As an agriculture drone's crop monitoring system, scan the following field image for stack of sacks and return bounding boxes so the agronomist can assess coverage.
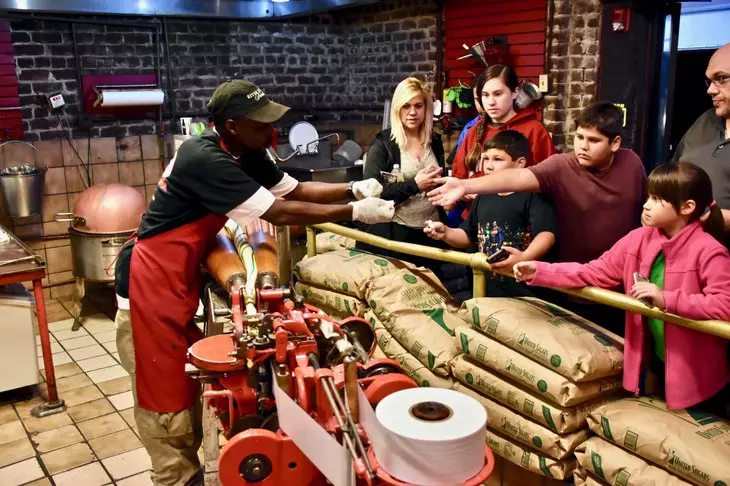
[585,396,730,485]
[573,436,691,485]
[293,249,413,319]
[452,297,625,481]
[315,231,356,254]
[366,267,464,388]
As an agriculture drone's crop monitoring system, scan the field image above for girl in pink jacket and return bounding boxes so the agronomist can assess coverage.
[514,162,730,415]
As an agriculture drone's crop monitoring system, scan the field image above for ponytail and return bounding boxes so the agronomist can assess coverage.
[465,117,487,172]
[703,203,725,244]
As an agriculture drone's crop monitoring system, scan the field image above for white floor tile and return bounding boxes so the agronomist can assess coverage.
[52,328,89,341]
[112,352,121,363]
[0,457,45,486]
[108,391,134,411]
[38,352,73,370]
[49,319,74,332]
[68,345,107,361]
[60,335,97,351]
[94,330,117,344]
[37,342,64,356]
[116,470,153,486]
[76,355,117,373]
[102,341,118,354]
[36,335,57,345]
[52,461,111,486]
[102,447,151,480]
[87,365,128,384]
[81,318,116,334]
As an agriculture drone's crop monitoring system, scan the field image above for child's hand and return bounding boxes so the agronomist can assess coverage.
[423,220,446,240]
[513,261,537,282]
[630,282,666,310]
[490,246,523,270]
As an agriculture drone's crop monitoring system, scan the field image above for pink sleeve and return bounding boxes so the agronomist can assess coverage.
[528,233,631,289]
[664,249,730,320]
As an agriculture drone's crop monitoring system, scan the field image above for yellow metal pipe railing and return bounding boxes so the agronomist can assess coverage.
[307,223,730,341]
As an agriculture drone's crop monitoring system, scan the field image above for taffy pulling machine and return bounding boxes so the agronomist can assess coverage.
[187,220,493,486]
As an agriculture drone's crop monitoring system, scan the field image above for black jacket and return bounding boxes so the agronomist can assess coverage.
[364,129,446,205]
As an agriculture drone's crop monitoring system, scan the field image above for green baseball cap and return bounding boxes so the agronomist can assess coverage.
[207,79,290,124]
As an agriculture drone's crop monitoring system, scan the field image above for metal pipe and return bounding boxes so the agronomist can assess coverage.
[310,223,730,341]
[313,223,490,271]
[162,18,176,135]
[472,270,486,298]
[2,13,160,29]
[277,225,292,287]
[306,227,317,258]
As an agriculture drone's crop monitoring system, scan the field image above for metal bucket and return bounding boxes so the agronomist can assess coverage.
[515,82,542,110]
[0,141,45,218]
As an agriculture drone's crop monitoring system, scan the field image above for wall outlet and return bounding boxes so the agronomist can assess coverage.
[538,74,549,93]
[48,93,65,110]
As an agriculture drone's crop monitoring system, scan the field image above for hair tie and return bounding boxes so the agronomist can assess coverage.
[710,200,718,208]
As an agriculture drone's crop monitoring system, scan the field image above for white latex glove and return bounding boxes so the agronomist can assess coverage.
[349,197,395,224]
[351,178,383,199]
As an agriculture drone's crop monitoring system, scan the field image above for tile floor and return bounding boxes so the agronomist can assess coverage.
[0,296,155,486]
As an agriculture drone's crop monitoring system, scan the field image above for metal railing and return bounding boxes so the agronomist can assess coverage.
[306,223,730,341]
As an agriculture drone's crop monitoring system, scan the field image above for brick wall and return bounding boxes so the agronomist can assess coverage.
[542,0,603,151]
[9,0,437,140]
[0,135,164,299]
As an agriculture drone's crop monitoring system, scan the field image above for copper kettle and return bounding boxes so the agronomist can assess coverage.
[56,183,148,234]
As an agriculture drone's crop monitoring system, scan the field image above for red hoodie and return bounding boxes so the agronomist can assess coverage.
[452,105,556,180]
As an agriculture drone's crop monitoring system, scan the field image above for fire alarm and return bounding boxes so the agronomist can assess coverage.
[612,8,631,32]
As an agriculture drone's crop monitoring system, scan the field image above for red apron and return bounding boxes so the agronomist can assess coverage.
[129,213,227,412]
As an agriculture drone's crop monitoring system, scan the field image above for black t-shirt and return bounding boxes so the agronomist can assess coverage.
[460,192,557,297]
[115,129,298,300]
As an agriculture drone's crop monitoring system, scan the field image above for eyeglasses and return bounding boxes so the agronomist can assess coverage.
[705,75,730,89]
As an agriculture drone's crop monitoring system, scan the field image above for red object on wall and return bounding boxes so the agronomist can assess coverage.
[443,0,548,89]
[611,8,631,32]
[0,22,23,140]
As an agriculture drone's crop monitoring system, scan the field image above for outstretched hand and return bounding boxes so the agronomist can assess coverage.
[513,261,537,282]
[427,177,466,207]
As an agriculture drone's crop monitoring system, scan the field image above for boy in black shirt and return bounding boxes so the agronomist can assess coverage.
[424,130,557,296]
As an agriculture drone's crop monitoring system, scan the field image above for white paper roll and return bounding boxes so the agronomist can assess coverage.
[100,89,165,107]
[373,388,486,486]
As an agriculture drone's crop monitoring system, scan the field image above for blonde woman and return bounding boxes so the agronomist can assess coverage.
[357,77,446,271]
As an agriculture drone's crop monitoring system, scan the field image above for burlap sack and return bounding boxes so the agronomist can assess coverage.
[451,355,616,433]
[366,310,453,389]
[575,436,691,486]
[315,231,357,254]
[462,297,623,382]
[574,468,609,486]
[294,249,413,299]
[295,282,366,317]
[486,429,576,480]
[456,326,622,406]
[366,269,463,378]
[371,342,388,360]
[366,267,456,321]
[453,383,590,460]
[588,396,730,486]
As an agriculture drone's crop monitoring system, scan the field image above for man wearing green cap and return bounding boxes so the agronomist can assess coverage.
[113,79,392,486]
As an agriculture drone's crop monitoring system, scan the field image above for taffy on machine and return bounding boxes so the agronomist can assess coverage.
[187,220,493,486]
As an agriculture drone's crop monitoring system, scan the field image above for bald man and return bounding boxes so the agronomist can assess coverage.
[673,43,730,228]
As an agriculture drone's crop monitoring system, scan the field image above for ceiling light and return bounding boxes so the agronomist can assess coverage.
[272,0,291,3]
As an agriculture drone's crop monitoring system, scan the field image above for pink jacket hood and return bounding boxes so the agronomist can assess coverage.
[530,222,730,409]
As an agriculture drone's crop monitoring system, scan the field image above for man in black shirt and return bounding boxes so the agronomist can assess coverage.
[114,79,393,486]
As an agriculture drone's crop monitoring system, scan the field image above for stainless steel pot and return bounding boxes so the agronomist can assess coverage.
[56,183,148,282]
[68,227,132,282]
